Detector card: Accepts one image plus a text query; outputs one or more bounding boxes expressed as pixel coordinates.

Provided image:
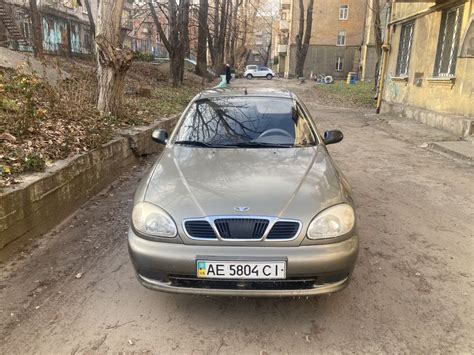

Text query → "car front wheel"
[246,74,253,80]
[266,74,273,80]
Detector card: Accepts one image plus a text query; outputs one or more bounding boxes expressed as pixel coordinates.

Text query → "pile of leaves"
[313,81,377,109]
[0,59,207,189]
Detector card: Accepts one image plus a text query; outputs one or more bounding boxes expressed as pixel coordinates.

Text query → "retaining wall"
[0,117,176,249]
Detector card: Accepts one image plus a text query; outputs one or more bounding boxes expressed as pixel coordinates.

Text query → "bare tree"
[96,0,133,115]
[370,0,385,91]
[294,0,315,78]
[195,0,209,77]
[29,0,43,58]
[84,0,95,38]
[149,0,190,86]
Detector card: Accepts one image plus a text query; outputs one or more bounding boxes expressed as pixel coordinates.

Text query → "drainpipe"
[376,1,393,114]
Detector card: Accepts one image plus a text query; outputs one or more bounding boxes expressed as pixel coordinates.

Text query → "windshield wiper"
[230,142,295,148]
[174,140,215,148]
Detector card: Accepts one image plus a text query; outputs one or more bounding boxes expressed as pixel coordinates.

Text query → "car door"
[257,67,268,77]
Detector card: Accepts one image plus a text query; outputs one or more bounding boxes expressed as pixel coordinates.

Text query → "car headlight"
[307,204,355,239]
[132,202,177,238]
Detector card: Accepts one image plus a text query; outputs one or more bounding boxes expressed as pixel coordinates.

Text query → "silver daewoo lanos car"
[128,88,358,296]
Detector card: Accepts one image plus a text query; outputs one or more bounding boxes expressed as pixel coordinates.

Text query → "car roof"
[196,88,295,100]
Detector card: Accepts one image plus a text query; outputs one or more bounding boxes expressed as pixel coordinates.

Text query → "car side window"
[293,102,318,145]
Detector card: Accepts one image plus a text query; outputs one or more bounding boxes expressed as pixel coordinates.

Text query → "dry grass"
[313,81,377,109]
[0,57,212,188]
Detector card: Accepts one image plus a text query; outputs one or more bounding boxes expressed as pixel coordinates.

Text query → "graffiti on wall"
[42,17,68,54]
[40,15,92,55]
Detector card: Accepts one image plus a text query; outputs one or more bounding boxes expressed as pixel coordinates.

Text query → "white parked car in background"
[244,66,275,80]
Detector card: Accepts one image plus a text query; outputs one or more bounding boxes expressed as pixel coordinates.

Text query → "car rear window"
[174,97,317,147]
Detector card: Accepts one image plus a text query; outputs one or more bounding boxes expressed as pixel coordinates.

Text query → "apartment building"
[246,15,273,67]
[380,0,473,138]
[274,0,367,79]
[0,0,132,56]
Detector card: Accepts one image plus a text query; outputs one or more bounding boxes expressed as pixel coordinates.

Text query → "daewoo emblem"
[234,206,250,212]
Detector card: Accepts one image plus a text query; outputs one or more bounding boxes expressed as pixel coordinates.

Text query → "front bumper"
[128,230,359,297]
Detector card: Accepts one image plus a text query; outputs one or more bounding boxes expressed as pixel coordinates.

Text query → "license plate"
[196,260,286,279]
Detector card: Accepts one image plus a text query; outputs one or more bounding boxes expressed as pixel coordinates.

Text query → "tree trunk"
[29,0,43,59]
[295,0,314,78]
[195,0,208,77]
[96,0,133,116]
[372,0,383,92]
[84,0,96,38]
[178,0,190,84]
[149,0,188,86]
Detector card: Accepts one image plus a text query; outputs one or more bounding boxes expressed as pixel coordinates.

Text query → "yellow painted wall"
[382,1,474,118]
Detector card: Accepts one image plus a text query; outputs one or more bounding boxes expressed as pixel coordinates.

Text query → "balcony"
[280,20,289,32]
[278,45,287,53]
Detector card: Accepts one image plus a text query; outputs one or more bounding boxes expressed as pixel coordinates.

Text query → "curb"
[0,117,177,250]
[427,141,474,164]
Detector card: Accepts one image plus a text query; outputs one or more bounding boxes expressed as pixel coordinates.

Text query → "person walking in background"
[225,64,232,84]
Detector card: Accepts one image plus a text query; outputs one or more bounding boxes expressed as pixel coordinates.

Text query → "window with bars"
[434,6,464,77]
[339,5,349,20]
[335,57,344,71]
[337,31,346,46]
[395,22,414,76]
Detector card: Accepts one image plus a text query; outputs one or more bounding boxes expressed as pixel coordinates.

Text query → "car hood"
[143,146,345,222]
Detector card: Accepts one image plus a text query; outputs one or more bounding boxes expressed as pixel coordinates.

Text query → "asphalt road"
[1,79,473,354]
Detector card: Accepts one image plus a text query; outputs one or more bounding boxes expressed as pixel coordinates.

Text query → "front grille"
[183,217,301,241]
[169,276,317,290]
[267,221,300,240]
[214,218,269,240]
[184,221,217,239]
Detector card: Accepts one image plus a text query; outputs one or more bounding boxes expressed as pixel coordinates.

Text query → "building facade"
[274,0,367,79]
[246,16,273,67]
[0,0,133,56]
[129,2,168,58]
[359,0,390,81]
[380,0,474,138]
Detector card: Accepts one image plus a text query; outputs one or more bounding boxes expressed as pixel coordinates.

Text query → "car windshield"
[174,97,317,147]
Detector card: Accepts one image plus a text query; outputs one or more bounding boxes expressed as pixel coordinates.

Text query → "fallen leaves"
[1,61,205,190]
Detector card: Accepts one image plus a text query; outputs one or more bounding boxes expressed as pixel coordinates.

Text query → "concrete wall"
[360,45,378,81]
[0,118,176,250]
[381,1,474,126]
[287,44,359,78]
[283,0,366,78]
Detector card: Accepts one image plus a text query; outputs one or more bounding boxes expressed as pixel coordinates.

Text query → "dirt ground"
[0,78,473,354]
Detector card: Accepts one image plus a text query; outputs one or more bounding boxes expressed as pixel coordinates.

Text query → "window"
[20,19,30,41]
[281,12,287,21]
[335,57,344,71]
[339,5,349,20]
[337,31,346,46]
[254,54,260,62]
[175,97,317,147]
[395,22,414,76]
[434,6,464,77]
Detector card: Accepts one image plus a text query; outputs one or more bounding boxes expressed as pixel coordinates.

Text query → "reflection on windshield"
[174,97,316,147]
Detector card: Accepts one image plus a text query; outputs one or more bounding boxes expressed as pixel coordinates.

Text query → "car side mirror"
[151,129,168,144]
[323,130,343,145]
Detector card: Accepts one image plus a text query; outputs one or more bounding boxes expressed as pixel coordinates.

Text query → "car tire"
[246,74,253,80]
[266,74,273,80]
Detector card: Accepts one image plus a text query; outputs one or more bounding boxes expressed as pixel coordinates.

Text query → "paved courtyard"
[1,79,473,353]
